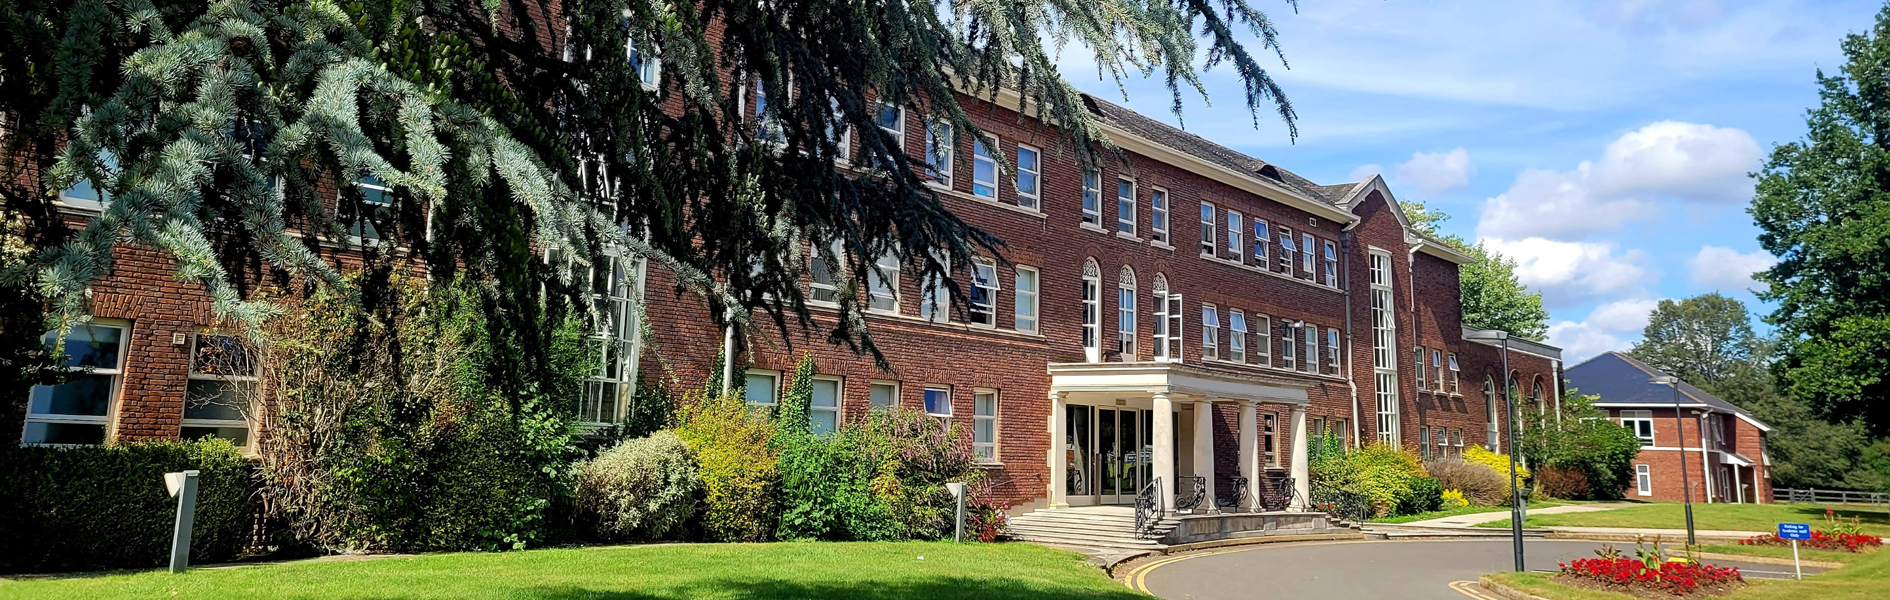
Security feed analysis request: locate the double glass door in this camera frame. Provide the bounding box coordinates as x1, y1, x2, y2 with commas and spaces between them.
1065, 405, 1153, 504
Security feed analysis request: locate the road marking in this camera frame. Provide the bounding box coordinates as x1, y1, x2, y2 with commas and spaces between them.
1448, 580, 1501, 600
1121, 539, 1388, 594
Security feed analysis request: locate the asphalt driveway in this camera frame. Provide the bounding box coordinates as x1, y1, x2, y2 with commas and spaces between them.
1125, 539, 1820, 600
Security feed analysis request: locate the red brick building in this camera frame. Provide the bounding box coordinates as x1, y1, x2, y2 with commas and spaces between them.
1565, 352, 1773, 504
10, 18, 1563, 520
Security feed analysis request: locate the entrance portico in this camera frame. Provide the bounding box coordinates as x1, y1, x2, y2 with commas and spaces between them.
1047, 362, 1313, 514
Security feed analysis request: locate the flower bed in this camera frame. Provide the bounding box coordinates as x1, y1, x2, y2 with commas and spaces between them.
1740, 531, 1883, 552
1557, 557, 1744, 598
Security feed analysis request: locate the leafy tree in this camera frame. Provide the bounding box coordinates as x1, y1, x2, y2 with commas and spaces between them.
775, 354, 817, 435
1400, 201, 1549, 341
1750, 4, 1890, 434
1517, 388, 1642, 500
1629, 294, 1760, 389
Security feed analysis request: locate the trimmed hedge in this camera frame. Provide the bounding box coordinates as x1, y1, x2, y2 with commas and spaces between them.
0, 438, 258, 574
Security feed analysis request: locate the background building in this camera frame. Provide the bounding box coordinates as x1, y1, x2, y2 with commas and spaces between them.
1566, 352, 1772, 504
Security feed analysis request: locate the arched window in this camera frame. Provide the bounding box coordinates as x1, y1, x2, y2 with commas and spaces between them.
1151, 274, 1180, 362
1118, 266, 1137, 360
1484, 376, 1499, 450
1082, 258, 1101, 362
1531, 375, 1546, 414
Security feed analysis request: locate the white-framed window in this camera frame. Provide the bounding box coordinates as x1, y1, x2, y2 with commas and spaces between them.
1118, 266, 1137, 360
1311, 416, 1327, 447
924, 119, 953, 188
920, 252, 948, 323
1251, 218, 1270, 265
827, 97, 852, 162
348, 173, 396, 240
1279, 227, 1297, 276
809, 241, 842, 305
1326, 328, 1341, 374
1415, 346, 1428, 390
1116, 178, 1136, 235
1620, 409, 1655, 445
969, 259, 999, 327
924, 385, 953, 417
24, 321, 128, 445
749, 76, 783, 145
1448, 354, 1461, 394
1264, 413, 1279, 467
1436, 425, 1450, 449
971, 135, 999, 199
1370, 250, 1400, 445
1452, 428, 1464, 450
1303, 325, 1318, 373
1229, 311, 1248, 363
182, 333, 258, 449
973, 390, 999, 463
1150, 187, 1169, 244
1255, 315, 1272, 365
1636, 464, 1653, 496
623, 24, 661, 89
1485, 377, 1500, 449
1226, 210, 1243, 261
1151, 275, 1180, 362
1200, 202, 1217, 255
1014, 266, 1039, 333
1082, 258, 1101, 359
810, 376, 842, 435
875, 101, 905, 142
1081, 169, 1102, 226
1421, 427, 1432, 460
1323, 241, 1339, 287
745, 369, 781, 409
1431, 350, 1445, 392
1016, 144, 1041, 210
1281, 322, 1296, 370
1302, 233, 1317, 275
1202, 304, 1220, 361
58, 148, 117, 209
868, 250, 900, 313
869, 380, 899, 411
551, 249, 645, 424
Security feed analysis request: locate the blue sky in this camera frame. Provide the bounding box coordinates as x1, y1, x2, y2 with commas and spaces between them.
1058, 0, 1880, 362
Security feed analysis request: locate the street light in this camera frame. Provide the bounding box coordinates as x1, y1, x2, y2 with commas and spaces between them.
1651, 375, 1698, 548
1465, 329, 1524, 573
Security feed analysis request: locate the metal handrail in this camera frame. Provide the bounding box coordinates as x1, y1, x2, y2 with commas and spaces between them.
1135, 477, 1163, 539
1176, 475, 1208, 512
1260, 476, 1296, 512
1218, 476, 1252, 512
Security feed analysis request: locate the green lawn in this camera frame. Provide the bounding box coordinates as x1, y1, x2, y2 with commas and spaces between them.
0, 542, 1148, 600
1476, 503, 1890, 537
1369, 500, 1567, 524
1487, 544, 1890, 600
1701, 543, 1875, 564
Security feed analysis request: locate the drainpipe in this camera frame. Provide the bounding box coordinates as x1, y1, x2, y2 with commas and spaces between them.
720, 308, 737, 397
1341, 229, 1361, 448
1697, 412, 1716, 504
1552, 358, 1563, 425
1406, 243, 1422, 447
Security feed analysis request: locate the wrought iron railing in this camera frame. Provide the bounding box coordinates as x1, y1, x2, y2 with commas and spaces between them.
1134, 477, 1163, 539
1310, 483, 1372, 523
1260, 476, 1296, 512
1217, 476, 1251, 512
1176, 475, 1208, 512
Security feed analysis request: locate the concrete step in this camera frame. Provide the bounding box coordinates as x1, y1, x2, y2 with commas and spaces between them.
1007, 519, 1174, 537
1005, 531, 1168, 550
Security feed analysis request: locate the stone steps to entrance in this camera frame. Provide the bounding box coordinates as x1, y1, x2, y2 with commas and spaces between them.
1005, 508, 1172, 550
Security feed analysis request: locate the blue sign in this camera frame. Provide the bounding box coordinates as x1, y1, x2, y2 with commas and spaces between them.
1778, 523, 1812, 540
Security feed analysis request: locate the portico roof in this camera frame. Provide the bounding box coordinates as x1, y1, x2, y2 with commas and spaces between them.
1047, 361, 1311, 405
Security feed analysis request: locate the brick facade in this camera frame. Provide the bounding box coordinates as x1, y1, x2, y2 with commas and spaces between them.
1612, 406, 1772, 504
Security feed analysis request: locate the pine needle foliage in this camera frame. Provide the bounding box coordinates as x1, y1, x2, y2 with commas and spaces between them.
9, 0, 1300, 370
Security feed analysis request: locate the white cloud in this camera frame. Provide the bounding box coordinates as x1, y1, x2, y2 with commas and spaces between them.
1547, 319, 1633, 363
1591, 121, 1761, 203
1394, 148, 1476, 195
1483, 238, 1653, 307
1475, 121, 1761, 240
1348, 163, 1384, 182
1587, 298, 1662, 333
1688, 246, 1777, 291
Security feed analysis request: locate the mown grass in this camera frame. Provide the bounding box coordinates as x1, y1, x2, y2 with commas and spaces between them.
1700, 543, 1874, 564
1369, 500, 1567, 524
1477, 503, 1890, 537
1487, 542, 1890, 600
0, 541, 1148, 600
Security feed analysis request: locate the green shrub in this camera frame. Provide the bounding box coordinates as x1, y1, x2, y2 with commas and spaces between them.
1397, 476, 1445, 516
674, 391, 779, 542
851, 407, 982, 539
1465, 446, 1528, 502
1519, 391, 1642, 500
1312, 443, 1426, 518
578, 431, 700, 541
0, 438, 257, 574
1427, 459, 1510, 506
1534, 466, 1590, 500
774, 428, 899, 540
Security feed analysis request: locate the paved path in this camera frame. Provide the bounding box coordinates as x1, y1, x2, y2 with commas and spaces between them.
1125, 539, 1820, 600
1400, 503, 1633, 528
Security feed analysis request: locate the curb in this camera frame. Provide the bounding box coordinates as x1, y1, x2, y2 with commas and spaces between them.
1104, 532, 1365, 577
1478, 575, 1554, 600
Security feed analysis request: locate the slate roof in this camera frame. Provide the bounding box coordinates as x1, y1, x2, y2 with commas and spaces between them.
1079, 94, 1357, 204
1564, 352, 1752, 417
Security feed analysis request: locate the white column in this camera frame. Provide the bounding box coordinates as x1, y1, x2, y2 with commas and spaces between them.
1733, 464, 1745, 504
1290, 405, 1310, 511
1238, 401, 1260, 512
1152, 392, 1175, 514
1049, 391, 1069, 508
1193, 398, 1218, 513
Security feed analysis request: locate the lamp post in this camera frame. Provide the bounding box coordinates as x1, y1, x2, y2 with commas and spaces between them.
1651, 375, 1698, 548
1466, 329, 1524, 573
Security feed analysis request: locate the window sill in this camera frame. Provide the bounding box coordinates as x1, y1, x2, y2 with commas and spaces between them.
1080, 222, 1108, 234
1115, 231, 1142, 243
1151, 241, 1175, 252
975, 461, 1005, 468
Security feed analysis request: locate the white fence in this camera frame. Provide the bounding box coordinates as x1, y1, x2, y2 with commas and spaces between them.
1772, 487, 1889, 508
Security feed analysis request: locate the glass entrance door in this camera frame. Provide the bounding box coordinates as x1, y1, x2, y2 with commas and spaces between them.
1066, 405, 1153, 505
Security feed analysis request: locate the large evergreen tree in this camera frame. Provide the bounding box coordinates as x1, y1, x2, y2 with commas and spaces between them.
1, 0, 1304, 375
1751, 4, 1890, 434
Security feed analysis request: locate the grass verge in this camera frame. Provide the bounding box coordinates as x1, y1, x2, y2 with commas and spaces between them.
1700, 544, 1872, 564
1475, 503, 1890, 537
0, 541, 1148, 600
1370, 501, 1566, 524
1486, 543, 1890, 600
